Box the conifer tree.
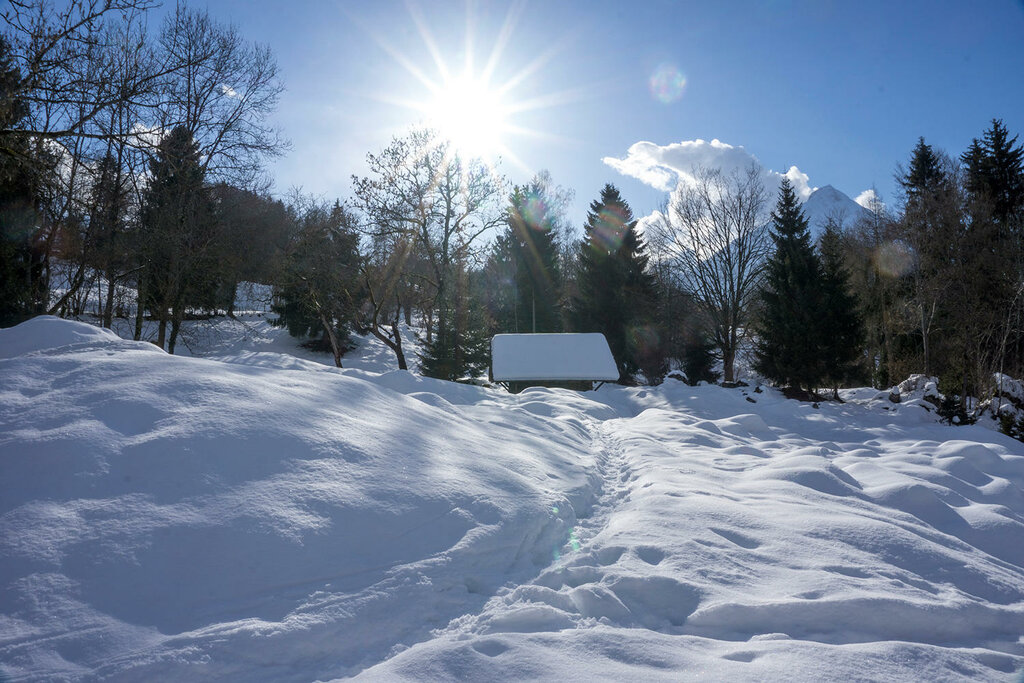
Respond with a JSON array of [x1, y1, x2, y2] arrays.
[[963, 119, 1024, 232], [818, 221, 866, 397], [139, 125, 215, 352], [0, 35, 47, 327], [754, 178, 826, 392], [419, 256, 491, 381], [899, 137, 947, 201], [961, 119, 1024, 379], [89, 152, 131, 329], [272, 200, 360, 368], [570, 184, 658, 383], [504, 176, 564, 333], [896, 138, 957, 377]]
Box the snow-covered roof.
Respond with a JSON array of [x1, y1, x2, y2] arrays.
[[491, 333, 619, 381]]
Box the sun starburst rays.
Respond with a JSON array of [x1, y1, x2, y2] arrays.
[[360, 1, 581, 179]]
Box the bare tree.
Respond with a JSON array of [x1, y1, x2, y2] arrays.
[[155, 4, 286, 185], [1, 0, 161, 145], [652, 164, 771, 383], [352, 128, 505, 367], [356, 233, 413, 370]]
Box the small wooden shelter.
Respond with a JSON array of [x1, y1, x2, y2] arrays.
[[490, 333, 619, 392]]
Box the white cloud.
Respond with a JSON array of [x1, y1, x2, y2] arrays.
[[603, 138, 816, 203], [633, 207, 668, 239], [855, 188, 884, 211]]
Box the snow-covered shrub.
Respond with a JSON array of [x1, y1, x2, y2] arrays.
[[888, 374, 975, 425], [977, 373, 1024, 441]]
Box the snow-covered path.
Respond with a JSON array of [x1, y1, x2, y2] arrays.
[[361, 391, 1024, 681], [2, 318, 1024, 681]]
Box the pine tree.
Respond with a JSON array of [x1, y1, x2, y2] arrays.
[[419, 256, 491, 381], [963, 119, 1024, 231], [570, 184, 658, 383], [896, 137, 957, 377], [0, 35, 47, 327], [272, 200, 360, 367], [506, 180, 563, 333], [754, 178, 827, 393], [818, 221, 866, 397], [140, 125, 216, 352]]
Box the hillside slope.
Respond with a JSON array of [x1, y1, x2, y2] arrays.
[[1, 317, 1022, 681]]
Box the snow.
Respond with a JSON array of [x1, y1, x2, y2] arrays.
[[491, 333, 619, 381], [2, 317, 1024, 682], [801, 184, 871, 240]]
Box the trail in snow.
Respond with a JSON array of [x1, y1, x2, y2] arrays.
[[356, 392, 1024, 681], [3, 318, 1024, 682]]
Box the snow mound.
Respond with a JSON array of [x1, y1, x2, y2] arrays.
[[0, 315, 158, 360], [2, 317, 1023, 682], [1, 318, 597, 680]]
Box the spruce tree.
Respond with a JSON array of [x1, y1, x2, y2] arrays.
[[506, 179, 563, 333], [272, 200, 360, 367], [754, 178, 826, 393], [961, 119, 1024, 379], [818, 221, 866, 397], [896, 137, 957, 378], [419, 257, 491, 381], [570, 184, 658, 383], [0, 35, 47, 327], [899, 137, 947, 201], [140, 125, 215, 352], [962, 119, 1024, 231]]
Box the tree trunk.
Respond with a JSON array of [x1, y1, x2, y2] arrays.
[[103, 274, 116, 328], [96, 276, 103, 318], [46, 262, 86, 316], [319, 310, 343, 368], [134, 274, 146, 341], [723, 347, 735, 384], [157, 312, 168, 349], [882, 306, 895, 387], [391, 321, 407, 370], [168, 297, 185, 354], [168, 313, 181, 354]]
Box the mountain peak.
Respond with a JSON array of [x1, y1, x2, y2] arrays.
[[801, 184, 870, 238]]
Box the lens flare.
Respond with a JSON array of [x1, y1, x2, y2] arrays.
[[875, 240, 915, 278], [591, 205, 628, 253], [649, 63, 687, 103], [520, 193, 550, 230]]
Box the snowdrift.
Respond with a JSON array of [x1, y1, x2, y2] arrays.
[[2, 317, 1023, 681]]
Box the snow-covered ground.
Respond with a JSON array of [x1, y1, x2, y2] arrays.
[[2, 316, 1023, 681]]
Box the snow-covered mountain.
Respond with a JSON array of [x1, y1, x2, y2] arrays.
[[801, 184, 871, 240]]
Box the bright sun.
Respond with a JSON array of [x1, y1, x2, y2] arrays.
[[364, 3, 575, 172], [425, 73, 510, 160]]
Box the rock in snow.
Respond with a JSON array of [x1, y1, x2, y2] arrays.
[[1, 317, 1023, 681]]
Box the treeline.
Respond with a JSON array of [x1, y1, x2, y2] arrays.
[[269, 126, 720, 385], [4, 3, 1023, 413], [649, 119, 1024, 415], [0, 0, 286, 347]]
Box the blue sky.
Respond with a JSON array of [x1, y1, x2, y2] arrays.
[[199, 0, 1024, 227]]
